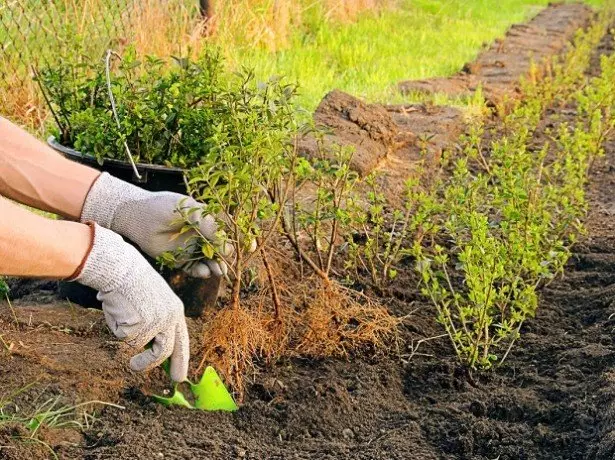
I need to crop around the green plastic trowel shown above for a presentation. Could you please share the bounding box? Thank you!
[152,386,194,409]
[151,362,238,412]
[190,366,238,411]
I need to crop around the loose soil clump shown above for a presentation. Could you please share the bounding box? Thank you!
[299,89,401,177]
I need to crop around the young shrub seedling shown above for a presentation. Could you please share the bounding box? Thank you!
[161,69,301,395]
[282,140,358,283]
[411,11,615,369]
[346,172,442,292]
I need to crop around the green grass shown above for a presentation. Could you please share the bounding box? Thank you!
[0,0,604,120]
[0,383,124,459]
[225,0,603,110]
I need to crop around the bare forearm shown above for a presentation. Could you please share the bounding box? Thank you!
[0,196,91,278]
[0,117,100,220]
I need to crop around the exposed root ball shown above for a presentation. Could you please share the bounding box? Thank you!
[294,279,401,358]
[197,306,270,400]
[197,259,401,398]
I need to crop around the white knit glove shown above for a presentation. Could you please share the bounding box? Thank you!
[81,172,226,279]
[72,223,190,382]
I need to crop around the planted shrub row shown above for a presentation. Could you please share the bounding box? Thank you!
[411,13,615,369]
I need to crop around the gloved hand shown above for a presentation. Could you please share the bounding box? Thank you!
[80,172,226,279]
[72,223,189,382]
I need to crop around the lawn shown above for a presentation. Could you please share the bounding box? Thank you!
[228,0,605,109]
[0,0,606,122]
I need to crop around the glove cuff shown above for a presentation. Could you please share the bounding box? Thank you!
[80,172,150,228]
[70,223,132,293]
[66,221,96,281]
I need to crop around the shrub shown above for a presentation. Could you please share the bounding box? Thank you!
[38,48,226,167]
[182,70,300,307]
[411,14,614,369]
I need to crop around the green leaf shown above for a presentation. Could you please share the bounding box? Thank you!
[202,243,215,259]
[27,416,42,431]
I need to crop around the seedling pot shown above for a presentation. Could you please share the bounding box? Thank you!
[48,137,221,318]
[48,136,187,192]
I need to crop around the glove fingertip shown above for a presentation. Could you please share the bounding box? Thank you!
[223,241,235,257]
[206,260,224,278]
[129,351,156,373]
[199,214,218,238]
[186,263,212,279]
[170,323,190,383]
[170,367,188,383]
[130,338,172,373]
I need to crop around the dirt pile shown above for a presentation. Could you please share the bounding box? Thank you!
[376,103,466,201]
[299,89,400,177]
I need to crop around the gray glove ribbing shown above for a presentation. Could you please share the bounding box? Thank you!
[81,172,224,279]
[73,223,189,382]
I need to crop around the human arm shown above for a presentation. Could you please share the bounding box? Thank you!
[0,116,99,220]
[0,195,91,278]
[0,116,225,278]
[0,197,190,381]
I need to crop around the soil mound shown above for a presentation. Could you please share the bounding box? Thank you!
[299,89,400,177]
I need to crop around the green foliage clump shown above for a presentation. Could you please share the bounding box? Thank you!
[38,49,229,167]
[411,14,615,369]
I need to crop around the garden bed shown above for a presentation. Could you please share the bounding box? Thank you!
[2,4,615,460]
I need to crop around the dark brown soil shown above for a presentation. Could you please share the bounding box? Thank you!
[2,6,614,460]
[57,80,615,460]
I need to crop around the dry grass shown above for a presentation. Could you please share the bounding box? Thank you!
[127,0,393,55]
[126,0,207,58]
[0,74,47,136]
[1,0,389,131]
[324,0,387,22]
[211,0,393,52]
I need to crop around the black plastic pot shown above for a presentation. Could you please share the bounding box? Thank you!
[48,137,187,193]
[48,137,221,318]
